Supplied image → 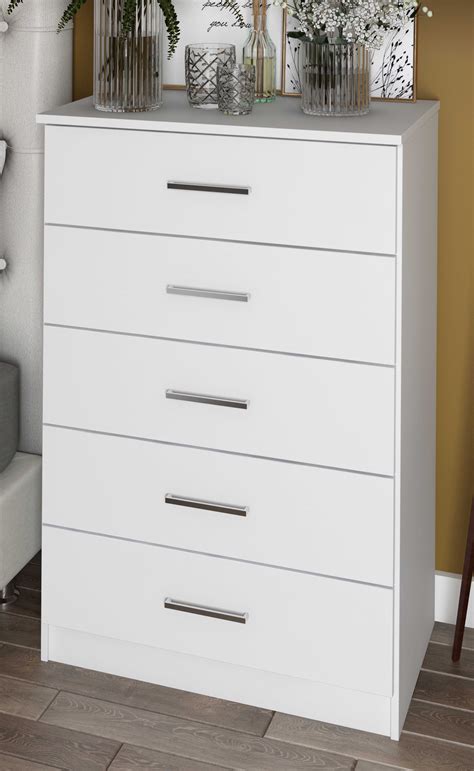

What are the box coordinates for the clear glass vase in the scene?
[94,0,163,112]
[185,44,236,109]
[300,41,370,117]
[217,64,256,116]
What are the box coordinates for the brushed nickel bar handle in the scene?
[165,493,248,517]
[166,285,250,303]
[164,598,248,624]
[167,181,250,196]
[166,389,249,410]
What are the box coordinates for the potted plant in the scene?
[275,0,432,116]
[7,0,244,112]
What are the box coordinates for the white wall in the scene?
[436,572,474,628]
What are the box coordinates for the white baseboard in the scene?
[435,571,474,628]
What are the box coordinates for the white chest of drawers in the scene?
[38,93,439,740]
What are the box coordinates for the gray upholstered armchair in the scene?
[0,362,41,604]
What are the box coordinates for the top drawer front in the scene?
[45,126,397,254]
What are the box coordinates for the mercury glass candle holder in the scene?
[217,64,256,116]
[185,44,236,109]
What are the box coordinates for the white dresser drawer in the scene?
[43,426,394,586]
[45,226,396,365]
[45,126,397,254]
[43,326,395,475]
[43,527,393,696]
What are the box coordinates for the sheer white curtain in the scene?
[0,0,73,452]
[0,140,5,175]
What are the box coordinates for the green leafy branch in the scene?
[58,0,89,30]
[157,0,181,58]
[7,0,244,59]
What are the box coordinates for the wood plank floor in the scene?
[0,554,472,770]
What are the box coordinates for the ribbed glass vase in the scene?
[300,41,370,117]
[94,0,163,112]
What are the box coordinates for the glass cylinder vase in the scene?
[94,0,163,113]
[300,41,370,117]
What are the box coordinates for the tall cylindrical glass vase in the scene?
[94,0,163,112]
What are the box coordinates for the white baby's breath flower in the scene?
[288,0,431,50]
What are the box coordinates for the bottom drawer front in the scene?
[43,528,393,697]
[43,425,394,586]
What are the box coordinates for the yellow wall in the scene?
[72,1,474,574]
[417,0,474,574]
[74,2,93,100]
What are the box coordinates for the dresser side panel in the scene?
[393,115,438,738]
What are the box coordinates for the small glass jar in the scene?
[300,41,370,117]
[242,1,276,103]
[185,43,236,109]
[218,64,256,116]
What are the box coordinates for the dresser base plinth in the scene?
[44,624,392,737]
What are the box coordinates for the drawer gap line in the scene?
[42,523,394,591]
[43,324,396,370]
[44,222,397,260]
[43,423,395,480]
[40,122,404,149]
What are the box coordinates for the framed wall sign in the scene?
[281,12,417,101]
[370,19,417,101]
[163,0,284,89]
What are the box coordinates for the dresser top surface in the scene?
[38,92,439,145]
